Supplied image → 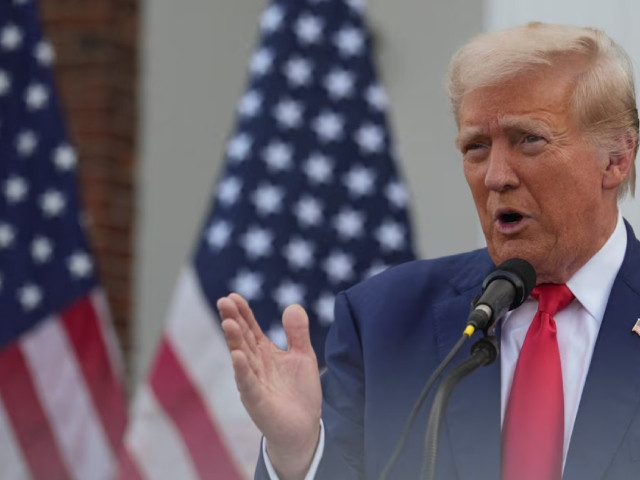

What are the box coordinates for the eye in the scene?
[523,134,544,143]
[519,133,547,154]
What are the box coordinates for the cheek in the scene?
[463,163,487,199]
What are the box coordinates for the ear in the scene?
[602,135,636,191]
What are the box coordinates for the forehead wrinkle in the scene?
[497,115,554,134]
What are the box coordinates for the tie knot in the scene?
[531,284,574,315]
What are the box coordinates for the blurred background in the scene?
[7,0,635,478]
[40,0,640,393]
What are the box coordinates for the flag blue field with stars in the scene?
[0,2,126,479]
[195,0,416,366]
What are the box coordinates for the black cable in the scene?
[378,332,471,480]
[420,336,499,480]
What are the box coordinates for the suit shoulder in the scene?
[346,248,492,303]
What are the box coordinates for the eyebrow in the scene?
[455,116,554,150]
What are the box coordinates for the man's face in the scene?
[458,68,619,283]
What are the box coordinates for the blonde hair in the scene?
[447,22,639,198]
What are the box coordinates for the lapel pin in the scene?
[633,318,640,336]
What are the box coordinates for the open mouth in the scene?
[499,211,523,224]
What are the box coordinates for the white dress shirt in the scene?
[266,213,627,478]
[501,212,626,467]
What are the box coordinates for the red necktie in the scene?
[502,284,574,480]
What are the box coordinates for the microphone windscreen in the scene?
[495,258,537,306]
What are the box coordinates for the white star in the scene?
[4,176,28,203]
[267,325,288,350]
[217,176,243,206]
[238,90,262,118]
[261,4,284,33]
[250,48,274,76]
[295,15,323,44]
[273,280,305,309]
[31,236,53,263]
[18,284,42,311]
[385,180,409,208]
[303,153,333,184]
[68,252,93,278]
[283,56,313,87]
[366,84,388,110]
[34,40,54,65]
[333,208,366,240]
[263,141,293,172]
[334,26,365,56]
[206,220,232,251]
[16,130,38,156]
[53,144,77,170]
[283,237,315,270]
[343,165,376,197]
[226,132,252,163]
[273,99,303,129]
[314,292,335,326]
[375,220,406,252]
[324,69,355,100]
[312,111,344,142]
[355,123,385,154]
[0,223,15,249]
[294,196,323,227]
[40,190,66,217]
[1,24,23,51]
[252,183,284,216]
[323,250,355,284]
[25,83,49,110]
[0,70,11,96]
[346,0,366,13]
[230,269,264,301]
[240,225,274,259]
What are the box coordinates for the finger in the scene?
[228,293,266,342]
[218,296,260,354]
[221,318,266,381]
[282,304,314,353]
[228,349,263,407]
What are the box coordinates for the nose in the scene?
[484,144,519,191]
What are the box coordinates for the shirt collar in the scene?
[566,212,626,322]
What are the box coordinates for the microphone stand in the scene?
[421,336,499,480]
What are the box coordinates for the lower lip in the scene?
[495,216,530,234]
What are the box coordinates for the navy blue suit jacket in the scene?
[257,222,640,479]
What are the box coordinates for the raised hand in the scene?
[217,293,322,480]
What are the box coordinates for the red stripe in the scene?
[150,337,244,480]
[116,447,145,480]
[61,295,127,452]
[0,341,70,480]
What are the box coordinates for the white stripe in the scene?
[0,396,31,480]
[90,289,125,381]
[123,385,199,480]
[166,267,261,477]
[21,316,114,480]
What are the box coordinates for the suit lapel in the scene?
[563,223,640,480]
[432,255,502,480]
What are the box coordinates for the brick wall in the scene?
[39,0,139,376]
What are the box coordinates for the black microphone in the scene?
[466,258,536,332]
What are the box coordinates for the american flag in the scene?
[0,1,127,479]
[118,0,415,478]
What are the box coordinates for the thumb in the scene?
[282,304,313,353]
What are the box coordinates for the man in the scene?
[218,23,640,479]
